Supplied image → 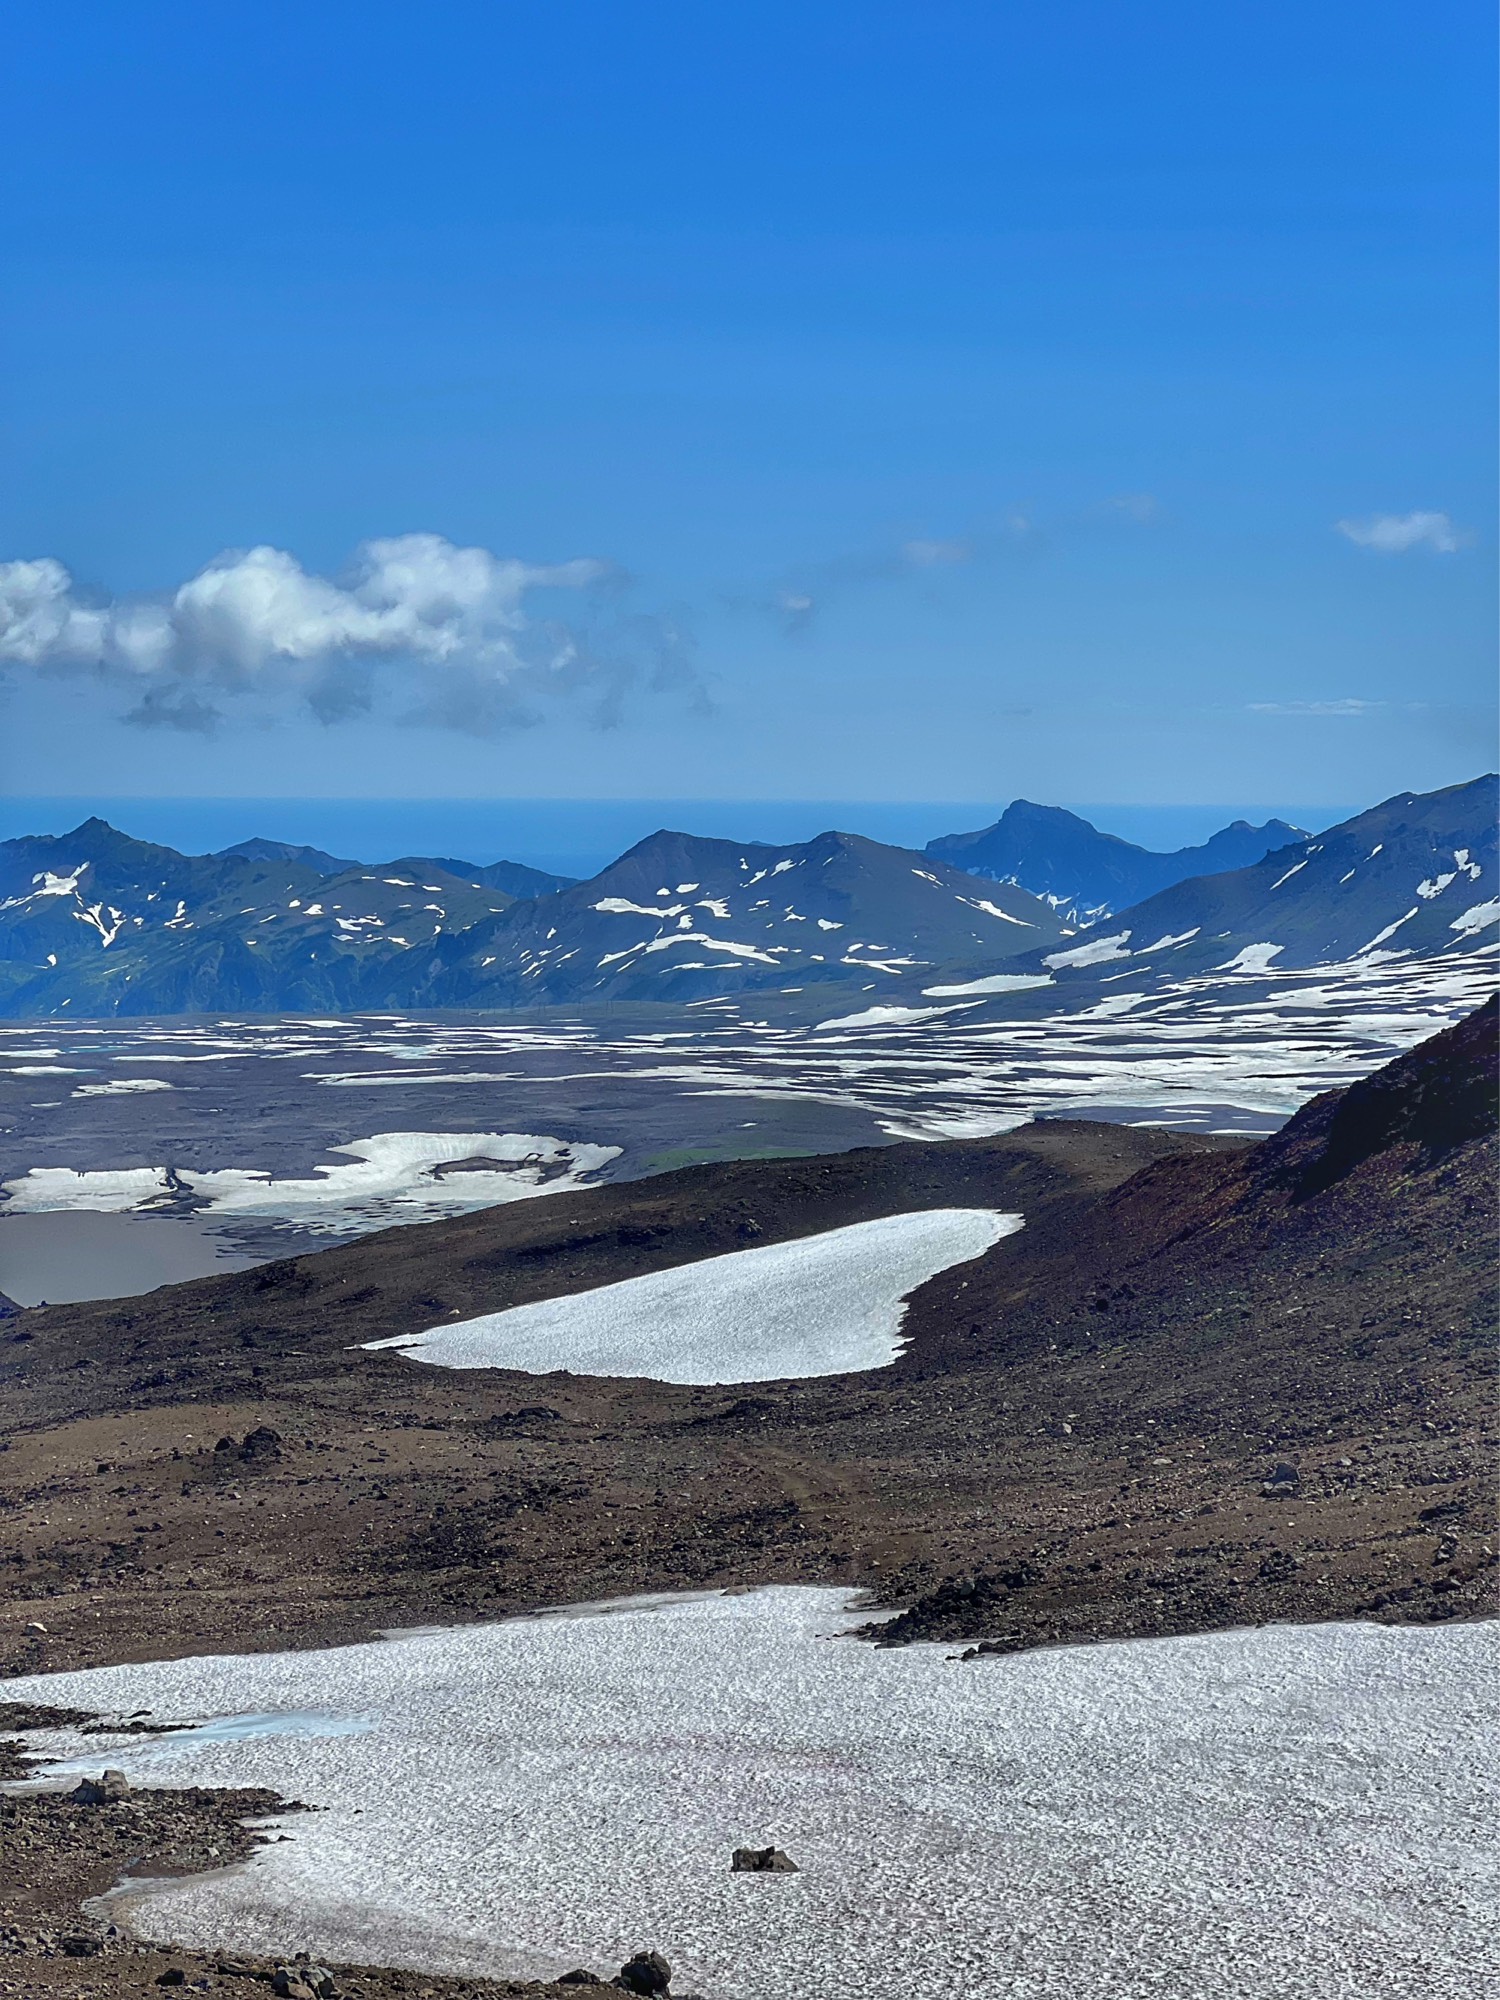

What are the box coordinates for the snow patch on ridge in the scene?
[366,1208,1018,1384]
[1217,943,1284,973]
[1045,932,1132,969]
[1450,898,1500,936]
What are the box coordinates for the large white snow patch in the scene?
[7,1592,1495,2000]
[364,1207,1017,1383]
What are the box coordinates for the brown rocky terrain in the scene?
[1,999,1495,1992]
[0,1774,659,1997]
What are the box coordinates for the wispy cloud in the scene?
[758,533,981,633]
[757,497,1158,633]
[1102,493,1160,524]
[1246,698,1381,717]
[0,535,700,733]
[1335,511,1467,554]
[899,538,973,568]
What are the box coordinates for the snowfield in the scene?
[8,1590,1496,2000]
[1,1131,620,1233]
[364,1208,1018,1383]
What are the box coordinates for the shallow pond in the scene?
[0,1210,260,1306]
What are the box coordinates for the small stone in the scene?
[23,1621,46,1634]
[730,1845,799,1873]
[272,1972,318,2000]
[294,1966,337,1999]
[1257,1551,1300,1584]
[615,1949,672,1995]
[559,1974,606,1988]
[155,1974,187,1988]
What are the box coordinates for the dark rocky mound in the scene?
[1260,994,1498,1198]
[863,996,1498,1647]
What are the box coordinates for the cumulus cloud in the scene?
[1246,699,1381,717]
[0,534,696,733]
[1335,511,1467,554]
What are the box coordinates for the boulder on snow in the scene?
[614,1950,672,1994]
[731,1844,799,1873]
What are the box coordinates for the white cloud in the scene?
[1335,511,1467,554]
[0,535,692,732]
[1246,699,1379,717]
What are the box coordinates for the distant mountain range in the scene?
[927,800,1307,920]
[0,822,517,1017]
[0,818,1067,1016]
[0,779,1493,1017]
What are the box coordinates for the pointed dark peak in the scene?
[46,816,173,861]
[64,816,128,843]
[1002,800,1097,828]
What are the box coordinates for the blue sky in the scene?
[1,0,1493,813]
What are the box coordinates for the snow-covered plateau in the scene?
[0,946,1494,1282]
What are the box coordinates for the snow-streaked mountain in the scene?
[0,821,1066,1015]
[1,784,1490,1019]
[430,828,1072,1005]
[1032,778,1498,983]
[927,800,1307,921]
[219,839,574,900]
[0,821,517,1016]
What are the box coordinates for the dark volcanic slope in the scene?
[0,1003,1493,1678]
